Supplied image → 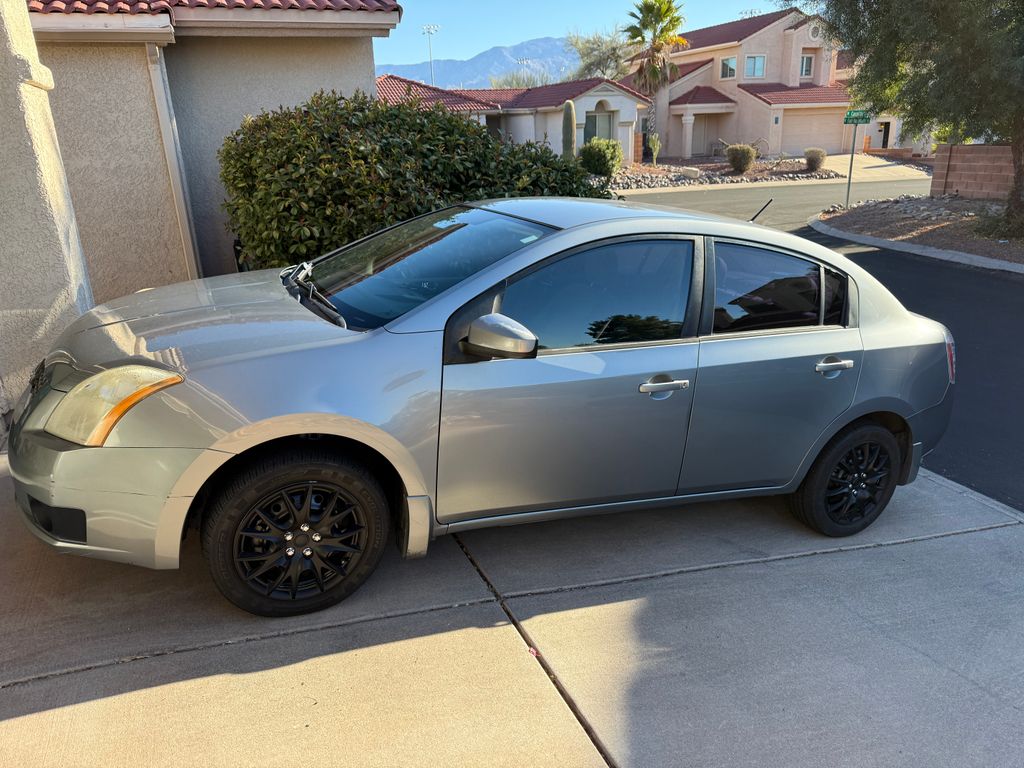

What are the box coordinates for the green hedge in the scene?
[580,138,624,177]
[725,144,757,174]
[219,90,611,270]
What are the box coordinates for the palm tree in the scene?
[625,0,687,140]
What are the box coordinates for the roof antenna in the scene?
[750,198,773,222]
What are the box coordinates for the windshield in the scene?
[308,206,554,330]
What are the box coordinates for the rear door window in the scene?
[711,242,822,333]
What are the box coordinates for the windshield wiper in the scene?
[281,262,347,328]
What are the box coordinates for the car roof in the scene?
[469,196,737,231]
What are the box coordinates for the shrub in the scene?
[804,147,827,172]
[725,144,757,174]
[649,132,662,167]
[580,138,624,177]
[219,90,611,270]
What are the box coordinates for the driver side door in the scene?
[435,236,702,523]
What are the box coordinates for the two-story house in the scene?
[625,9,857,160]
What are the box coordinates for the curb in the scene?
[808,214,1024,275]
[618,176,850,196]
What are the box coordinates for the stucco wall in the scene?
[164,35,375,276]
[1,4,91,435]
[38,42,189,304]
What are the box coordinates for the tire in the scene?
[201,448,390,617]
[790,424,902,537]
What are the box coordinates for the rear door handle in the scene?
[815,358,855,373]
[639,378,690,394]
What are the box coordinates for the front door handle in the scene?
[639,378,690,394]
[815,358,855,373]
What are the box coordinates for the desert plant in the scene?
[580,138,624,177]
[804,147,827,172]
[625,0,687,131]
[219,90,611,270]
[562,100,577,159]
[725,143,757,174]
[649,132,662,166]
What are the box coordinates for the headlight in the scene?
[44,365,183,447]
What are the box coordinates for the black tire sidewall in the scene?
[202,453,389,617]
[800,425,901,537]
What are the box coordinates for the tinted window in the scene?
[498,240,693,350]
[310,207,553,330]
[823,267,847,325]
[713,242,820,333]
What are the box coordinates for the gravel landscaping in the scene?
[611,159,843,190]
[820,194,1024,264]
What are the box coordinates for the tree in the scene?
[811,0,1024,232]
[566,27,635,80]
[624,0,687,132]
[489,70,552,89]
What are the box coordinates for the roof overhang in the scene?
[31,13,175,44]
[670,103,736,115]
[778,101,850,109]
[171,8,401,38]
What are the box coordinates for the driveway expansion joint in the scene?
[452,534,619,768]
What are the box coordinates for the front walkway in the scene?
[3,456,1024,767]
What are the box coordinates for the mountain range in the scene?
[375,37,579,90]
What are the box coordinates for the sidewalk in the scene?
[3,456,1024,766]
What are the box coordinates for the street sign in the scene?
[844,109,872,125]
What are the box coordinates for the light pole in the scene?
[422,24,440,86]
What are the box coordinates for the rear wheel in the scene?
[791,424,901,537]
[202,448,390,616]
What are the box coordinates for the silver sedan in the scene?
[8,199,954,616]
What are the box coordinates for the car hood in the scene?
[50,269,360,375]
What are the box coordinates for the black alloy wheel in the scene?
[233,482,366,600]
[791,424,901,537]
[203,448,389,616]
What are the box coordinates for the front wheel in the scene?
[201,448,390,617]
[791,424,901,537]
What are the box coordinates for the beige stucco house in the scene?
[626,9,859,160]
[27,0,401,300]
[377,73,650,165]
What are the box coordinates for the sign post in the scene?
[843,109,872,208]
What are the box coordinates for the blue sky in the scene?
[375,1,778,65]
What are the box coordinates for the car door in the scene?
[678,238,862,493]
[436,236,702,524]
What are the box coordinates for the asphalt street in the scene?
[627,179,1024,511]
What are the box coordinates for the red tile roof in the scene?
[739,82,850,105]
[451,87,529,109]
[682,8,798,50]
[28,0,399,13]
[453,77,650,110]
[376,74,499,112]
[670,85,735,106]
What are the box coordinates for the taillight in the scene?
[943,327,956,383]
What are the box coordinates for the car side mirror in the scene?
[460,313,538,360]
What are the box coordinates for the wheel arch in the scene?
[790,400,915,491]
[156,415,436,569]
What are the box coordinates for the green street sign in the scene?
[844,109,872,124]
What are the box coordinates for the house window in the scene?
[800,54,814,78]
[720,56,737,79]
[584,112,614,143]
[744,55,766,78]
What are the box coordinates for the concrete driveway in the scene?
[3,454,1024,767]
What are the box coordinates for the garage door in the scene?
[781,108,846,154]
